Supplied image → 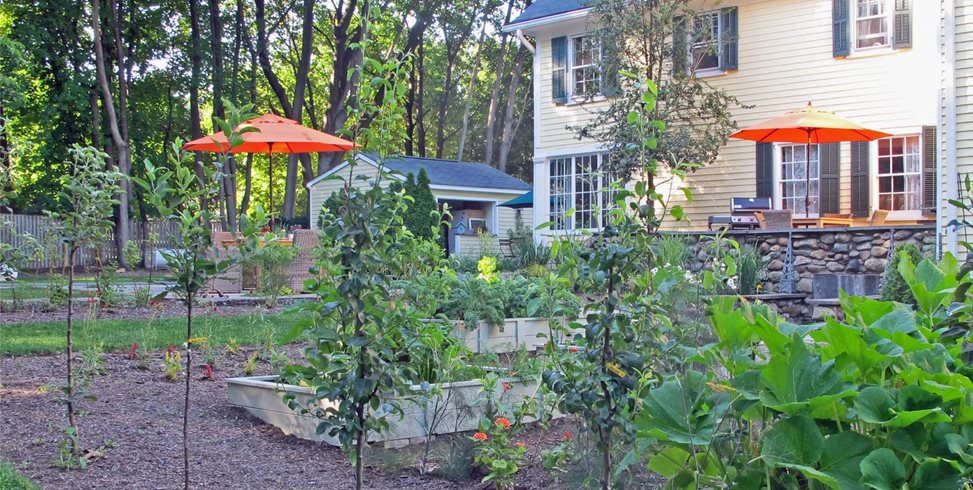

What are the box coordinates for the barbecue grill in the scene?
[708,197,773,230]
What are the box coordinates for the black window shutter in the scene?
[850,141,870,218]
[673,17,688,77]
[720,7,739,71]
[833,0,850,57]
[819,143,841,214]
[893,0,913,49]
[756,143,774,199]
[551,36,568,103]
[922,125,937,211]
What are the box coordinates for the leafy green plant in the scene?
[244,351,258,376]
[94,260,123,306]
[44,145,121,460]
[163,347,181,381]
[630,255,973,488]
[880,242,921,306]
[734,244,765,295]
[246,236,297,305]
[443,277,507,328]
[0,460,38,490]
[472,416,527,490]
[134,99,263,489]
[651,233,691,267]
[44,273,68,311]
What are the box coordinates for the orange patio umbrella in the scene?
[183,114,357,224]
[730,102,892,217]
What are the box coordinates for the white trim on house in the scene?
[428,184,529,195]
[501,8,591,34]
[941,0,958,256]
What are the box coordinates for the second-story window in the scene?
[571,35,601,97]
[691,11,721,71]
[855,0,890,49]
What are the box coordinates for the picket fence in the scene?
[0,213,213,271]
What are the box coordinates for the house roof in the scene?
[506,0,587,28]
[306,153,531,193]
[377,155,531,192]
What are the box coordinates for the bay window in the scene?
[549,154,615,231]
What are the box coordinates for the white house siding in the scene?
[307,161,383,229]
[527,0,941,232]
[941,0,973,255]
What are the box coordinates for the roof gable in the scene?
[507,0,587,28]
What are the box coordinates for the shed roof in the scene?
[506,0,587,28]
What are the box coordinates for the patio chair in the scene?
[869,209,890,226]
[207,231,243,294]
[286,229,321,294]
[755,210,793,230]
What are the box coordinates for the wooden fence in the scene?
[0,213,200,271]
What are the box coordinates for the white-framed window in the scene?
[468,218,489,234]
[779,144,820,216]
[570,35,601,98]
[876,135,921,211]
[549,153,615,231]
[854,0,891,50]
[691,11,721,71]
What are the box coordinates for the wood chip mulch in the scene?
[0,347,578,489]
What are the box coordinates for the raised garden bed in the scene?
[226,374,550,448]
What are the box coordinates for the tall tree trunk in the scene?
[255,0,293,116]
[107,0,131,268]
[282,0,315,221]
[210,0,238,231]
[230,0,244,103]
[189,0,207,209]
[94,0,131,269]
[457,21,487,162]
[483,1,516,167]
[89,91,101,149]
[320,0,366,173]
[416,42,427,157]
[497,47,527,172]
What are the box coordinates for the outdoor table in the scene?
[791,216,853,228]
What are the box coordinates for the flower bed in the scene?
[226,374,550,448]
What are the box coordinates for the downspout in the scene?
[516,29,535,53]
[942,0,958,257]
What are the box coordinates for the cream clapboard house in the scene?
[940,0,973,255]
[504,0,946,244]
[306,154,532,258]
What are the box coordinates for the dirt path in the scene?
[0,348,578,489]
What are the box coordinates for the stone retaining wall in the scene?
[670,225,937,322]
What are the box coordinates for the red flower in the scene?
[515,441,526,448]
[502,382,512,391]
[96,289,104,296]
[127,342,139,360]
[87,297,97,304]
[495,417,511,430]
[473,432,488,441]
[165,345,177,357]
[562,431,572,440]
[202,363,214,380]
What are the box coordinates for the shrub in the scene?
[651,233,691,266]
[0,460,38,490]
[734,244,765,295]
[880,242,921,306]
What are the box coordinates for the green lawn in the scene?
[0,285,96,301]
[0,311,310,356]
[0,461,38,490]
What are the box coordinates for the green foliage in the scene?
[734,244,765,295]
[0,460,38,490]
[580,0,741,181]
[632,255,973,488]
[245,236,298,304]
[651,234,691,267]
[880,243,922,306]
[400,167,441,240]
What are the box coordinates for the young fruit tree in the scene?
[280,54,444,490]
[134,100,264,489]
[44,146,122,462]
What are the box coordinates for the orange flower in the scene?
[495,417,511,430]
[473,432,488,441]
[515,441,526,448]
[502,382,512,391]
[562,431,572,440]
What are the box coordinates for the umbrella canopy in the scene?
[730,103,892,144]
[183,114,356,227]
[499,191,533,209]
[183,114,356,153]
[730,103,892,218]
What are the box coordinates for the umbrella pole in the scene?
[268,144,274,228]
[805,132,811,219]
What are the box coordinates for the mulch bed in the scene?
[0,346,577,489]
[0,300,285,326]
